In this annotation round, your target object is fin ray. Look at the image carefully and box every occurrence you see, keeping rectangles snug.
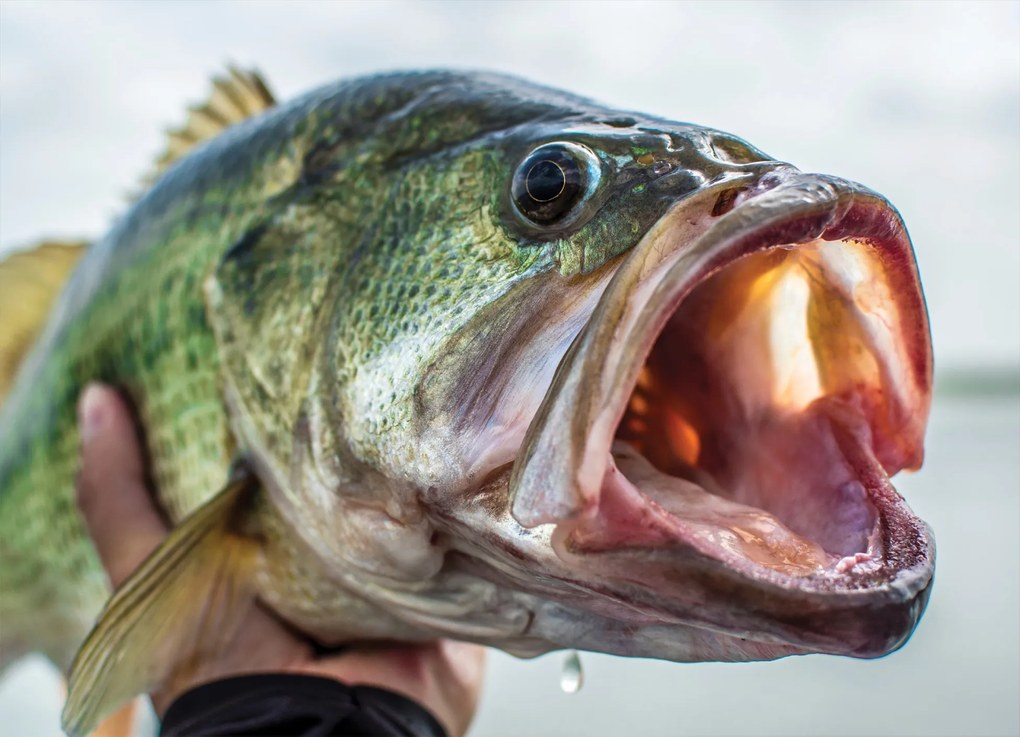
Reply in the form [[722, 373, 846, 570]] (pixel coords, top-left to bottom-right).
[[146, 66, 276, 184], [0, 241, 87, 402], [61, 470, 262, 737]]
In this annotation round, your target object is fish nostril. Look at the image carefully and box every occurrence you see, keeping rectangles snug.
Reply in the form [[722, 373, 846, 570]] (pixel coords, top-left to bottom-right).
[[711, 187, 747, 217]]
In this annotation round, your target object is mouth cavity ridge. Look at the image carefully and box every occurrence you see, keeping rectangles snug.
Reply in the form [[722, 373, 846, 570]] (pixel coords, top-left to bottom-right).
[[559, 201, 929, 588], [585, 244, 890, 580]]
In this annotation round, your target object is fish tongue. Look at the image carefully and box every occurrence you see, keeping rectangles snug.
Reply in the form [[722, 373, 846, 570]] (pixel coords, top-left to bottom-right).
[[723, 395, 886, 559], [562, 441, 833, 576]]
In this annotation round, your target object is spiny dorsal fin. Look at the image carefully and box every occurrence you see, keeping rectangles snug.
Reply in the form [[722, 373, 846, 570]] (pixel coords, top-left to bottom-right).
[[146, 66, 276, 183], [62, 469, 263, 737], [0, 241, 87, 402]]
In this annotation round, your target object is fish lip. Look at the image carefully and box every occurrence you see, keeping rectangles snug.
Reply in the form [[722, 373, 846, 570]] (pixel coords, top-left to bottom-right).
[[552, 472, 937, 658], [506, 167, 935, 656]]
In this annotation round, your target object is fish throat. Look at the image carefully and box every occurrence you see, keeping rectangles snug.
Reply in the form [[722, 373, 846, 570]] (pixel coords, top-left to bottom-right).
[[606, 242, 890, 577]]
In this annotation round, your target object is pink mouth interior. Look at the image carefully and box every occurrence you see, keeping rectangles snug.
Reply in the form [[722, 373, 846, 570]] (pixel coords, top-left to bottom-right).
[[567, 239, 921, 579]]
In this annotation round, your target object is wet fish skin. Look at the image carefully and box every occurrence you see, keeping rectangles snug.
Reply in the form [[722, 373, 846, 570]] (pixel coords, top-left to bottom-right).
[[0, 70, 761, 667], [0, 70, 935, 737]]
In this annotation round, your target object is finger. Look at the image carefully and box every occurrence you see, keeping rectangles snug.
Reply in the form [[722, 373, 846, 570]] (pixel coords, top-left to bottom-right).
[[76, 383, 169, 588], [430, 641, 486, 737]]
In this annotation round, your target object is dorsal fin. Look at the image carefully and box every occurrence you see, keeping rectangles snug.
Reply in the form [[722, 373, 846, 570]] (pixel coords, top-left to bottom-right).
[[0, 241, 87, 402], [146, 66, 276, 183]]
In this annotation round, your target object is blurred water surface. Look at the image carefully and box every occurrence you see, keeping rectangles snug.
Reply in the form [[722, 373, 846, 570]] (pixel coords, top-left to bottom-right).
[[1, 1, 1018, 735]]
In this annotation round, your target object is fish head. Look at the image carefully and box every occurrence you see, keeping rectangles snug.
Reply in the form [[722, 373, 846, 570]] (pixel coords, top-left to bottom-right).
[[269, 77, 933, 663]]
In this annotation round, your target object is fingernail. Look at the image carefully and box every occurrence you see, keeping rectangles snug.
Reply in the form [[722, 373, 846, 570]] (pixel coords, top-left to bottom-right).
[[78, 384, 106, 441]]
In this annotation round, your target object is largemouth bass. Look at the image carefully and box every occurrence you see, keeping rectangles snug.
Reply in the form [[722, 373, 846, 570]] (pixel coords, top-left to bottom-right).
[[0, 69, 935, 736]]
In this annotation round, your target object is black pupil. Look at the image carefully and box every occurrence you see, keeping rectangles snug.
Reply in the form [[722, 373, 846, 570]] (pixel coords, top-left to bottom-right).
[[525, 160, 566, 202], [512, 144, 589, 225]]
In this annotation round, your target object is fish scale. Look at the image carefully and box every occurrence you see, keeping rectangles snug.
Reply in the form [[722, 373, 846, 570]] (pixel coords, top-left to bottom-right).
[[0, 70, 589, 672], [0, 70, 935, 737], [0, 102, 313, 670], [0, 231, 233, 670]]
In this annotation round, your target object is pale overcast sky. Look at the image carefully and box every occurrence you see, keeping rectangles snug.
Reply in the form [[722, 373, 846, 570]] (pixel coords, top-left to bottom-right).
[[1, 1, 1018, 371]]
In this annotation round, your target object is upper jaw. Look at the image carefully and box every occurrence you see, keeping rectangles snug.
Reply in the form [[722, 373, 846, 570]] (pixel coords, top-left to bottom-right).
[[504, 166, 935, 657]]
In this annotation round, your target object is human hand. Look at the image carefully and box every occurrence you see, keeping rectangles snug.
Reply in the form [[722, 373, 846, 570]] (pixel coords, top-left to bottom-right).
[[75, 384, 486, 737]]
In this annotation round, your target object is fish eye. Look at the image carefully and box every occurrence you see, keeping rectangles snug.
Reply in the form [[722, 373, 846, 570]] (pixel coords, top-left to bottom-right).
[[512, 142, 600, 226]]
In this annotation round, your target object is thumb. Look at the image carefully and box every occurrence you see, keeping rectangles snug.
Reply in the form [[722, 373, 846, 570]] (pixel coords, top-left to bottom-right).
[[76, 383, 168, 589]]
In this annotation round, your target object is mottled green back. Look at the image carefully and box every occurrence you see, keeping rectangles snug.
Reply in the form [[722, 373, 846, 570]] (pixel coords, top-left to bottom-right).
[[0, 71, 620, 669], [0, 69, 734, 671]]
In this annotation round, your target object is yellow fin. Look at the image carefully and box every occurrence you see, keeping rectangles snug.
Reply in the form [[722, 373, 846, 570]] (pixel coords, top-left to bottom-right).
[[62, 470, 263, 737], [0, 241, 87, 402], [146, 66, 276, 183]]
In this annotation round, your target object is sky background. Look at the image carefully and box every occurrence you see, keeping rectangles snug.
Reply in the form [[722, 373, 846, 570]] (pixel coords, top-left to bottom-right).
[[0, 2, 1018, 736], [1, 0, 1018, 375]]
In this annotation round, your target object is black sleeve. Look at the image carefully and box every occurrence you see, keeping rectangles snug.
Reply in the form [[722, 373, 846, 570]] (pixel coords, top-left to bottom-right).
[[159, 673, 448, 737]]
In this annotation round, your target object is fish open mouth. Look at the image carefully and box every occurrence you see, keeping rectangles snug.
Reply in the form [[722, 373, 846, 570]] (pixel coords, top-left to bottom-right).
[[509, 168, 934, 658]]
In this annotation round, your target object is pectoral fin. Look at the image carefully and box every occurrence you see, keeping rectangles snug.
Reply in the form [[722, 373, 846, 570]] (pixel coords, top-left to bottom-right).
[[62, 468, 263, 737]]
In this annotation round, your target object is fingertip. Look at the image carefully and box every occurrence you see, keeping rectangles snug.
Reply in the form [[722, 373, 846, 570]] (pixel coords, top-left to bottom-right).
[[79, 383, 140, 444], [76, 384, 144, 475], [76, 383, 134, 509], [439, 640, 487, 665], [76, 384, 114, 515], [77, 383, 110, 443]]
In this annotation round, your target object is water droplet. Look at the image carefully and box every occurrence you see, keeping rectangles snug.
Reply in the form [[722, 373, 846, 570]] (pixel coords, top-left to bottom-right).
[[651, 160, 673, 176], [560, 650, 584, 693]]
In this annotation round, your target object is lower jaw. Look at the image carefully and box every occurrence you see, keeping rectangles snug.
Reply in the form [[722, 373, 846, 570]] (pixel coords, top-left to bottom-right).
[[543, 391, 934, 658], [549, 262, 934, 652]]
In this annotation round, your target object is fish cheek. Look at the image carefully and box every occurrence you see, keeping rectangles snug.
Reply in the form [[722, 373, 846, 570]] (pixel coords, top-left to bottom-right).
[[548, 186, 679, 277], [205, 206, 420, 570], [206, 210, 450, 617], [205, 204, 347, 481]]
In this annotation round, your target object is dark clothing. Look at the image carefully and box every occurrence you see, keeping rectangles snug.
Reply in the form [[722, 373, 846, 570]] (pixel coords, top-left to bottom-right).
[[160, 674, 447, 737]]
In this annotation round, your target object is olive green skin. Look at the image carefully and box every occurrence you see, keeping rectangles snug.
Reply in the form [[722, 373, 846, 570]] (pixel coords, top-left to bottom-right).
[[0, 70, 772, 670]]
